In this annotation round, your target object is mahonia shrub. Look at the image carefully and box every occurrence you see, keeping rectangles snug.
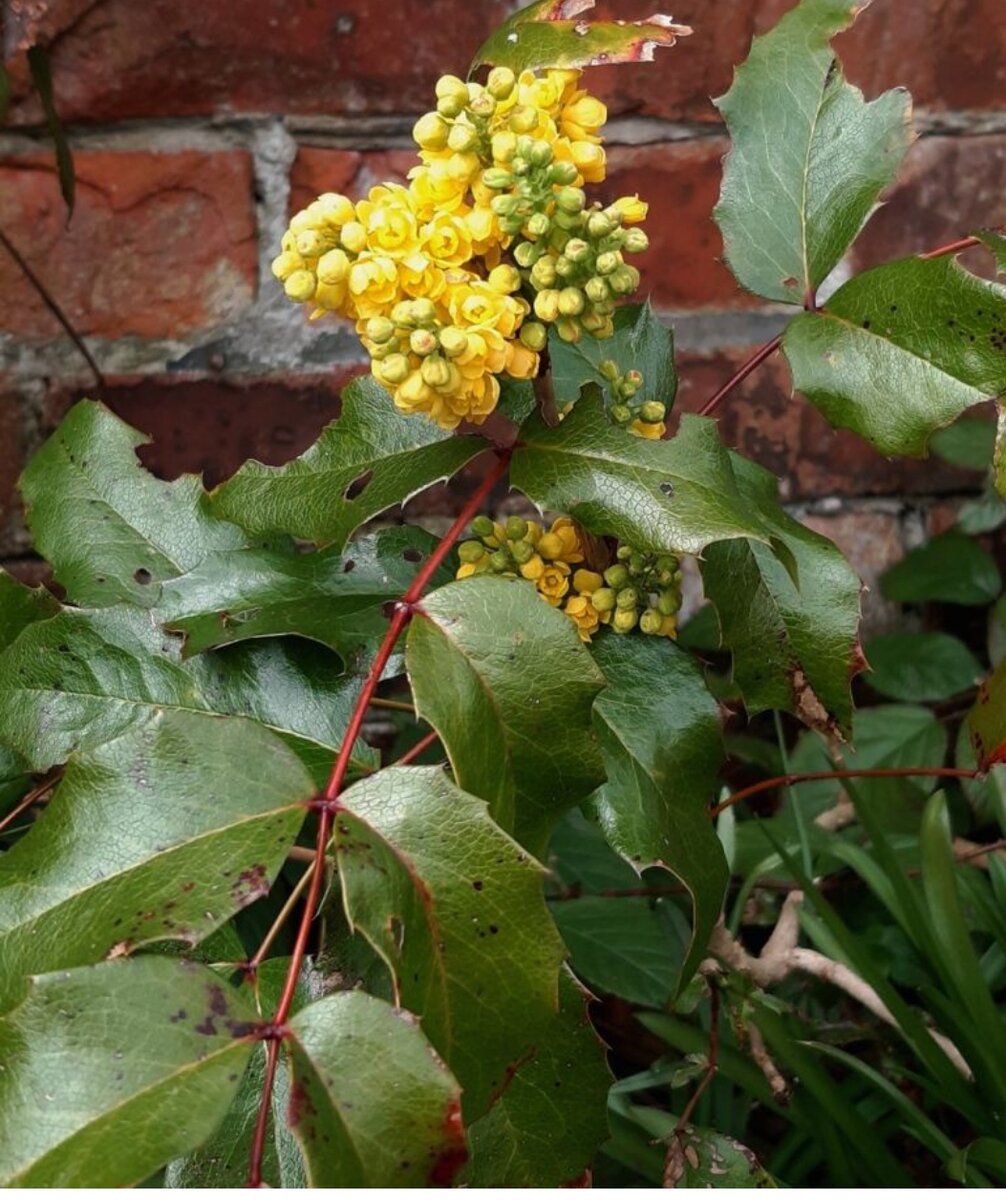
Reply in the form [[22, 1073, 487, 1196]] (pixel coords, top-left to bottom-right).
[[1, 0, 1004, 1188]]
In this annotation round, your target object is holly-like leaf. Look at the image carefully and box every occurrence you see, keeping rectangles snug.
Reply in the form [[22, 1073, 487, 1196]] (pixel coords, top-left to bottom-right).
[[715, 0, 911, 305], [970, 658, 1006, 769], [550, 301, 677, 414], [161, 526, 447, 671], [512, 390, 774, 555], [589, 636, 728, 988], [21, 400, 246, 609], [333, 766, 567, 1119], [0, 709, 312, 1008], [701, 452, 863, 736], [209, 375, 484, 549], [0, 605, 373, 778], [784, 257, 1006, 457], [462, 972, 611, 1186], [497, 378, 537, 426], [881, 531, 1002, 607], [286, 990, 466, 1187], [406, 576, 605, 854], [0, 958, 257, 1186], [471, 0, 690, 74], [865, 632, 984, 703]]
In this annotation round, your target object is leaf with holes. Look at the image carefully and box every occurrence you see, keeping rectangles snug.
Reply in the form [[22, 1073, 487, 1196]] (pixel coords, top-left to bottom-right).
[[21, 401, 247, 609], [665, 1125, 777, 1188], [970, 658, 1006, 770], [406, 576, 606, 854], [160, 526, 448, 671], [589, 635, 728, 989], [209, 375, 484, 549], [462, 972, 611, 1186], [715, 0, 911, 304], [286, 990, 465, 1187], [471, 0, 690, 74], [550, 302, 677, 414], [0, 604, 374, 779], [334, 766, 566, 1120], [701, 451, 863, 736], [0, 708, 312, 1009], [511, 389, 774, 555], [0, 958, 257, 1186], [784, 257, 1006, 456]]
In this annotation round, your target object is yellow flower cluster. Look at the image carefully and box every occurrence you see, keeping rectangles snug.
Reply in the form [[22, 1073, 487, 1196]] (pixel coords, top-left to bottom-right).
[[272, 63, 649, 430], [457, 515, 682, 643]]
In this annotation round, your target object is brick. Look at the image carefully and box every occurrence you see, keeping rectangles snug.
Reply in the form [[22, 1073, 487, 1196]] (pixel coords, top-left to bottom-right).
[[289, 148, 415, 217], [851, 135, 1006, 272], [4, 0, 513, 124], [0, 394, 27, 554], [0, 150, 257, 340], [674, 348, 982, 500]]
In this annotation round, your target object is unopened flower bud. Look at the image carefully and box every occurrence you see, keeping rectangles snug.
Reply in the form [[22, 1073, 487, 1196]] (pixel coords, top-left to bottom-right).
[[317, 248, 351, 285], [599, 360, 620, 382], [413, 112, 450, 151], [624, 228, 650, 255], [596, 250, 622, 276], [519, 321, 548, 352], [439, 327, 469, 358], [489, 264, 522, 294], [604, 564, 629, 589], [611, 403, 634, 425], [557, 186, 586, 215], [640, 400, 666, 424], [519, 553, 546, 581], [591, 587, 616, 613], [657, 589, 682, 617], [365, 316, 396, 345], [472, 515, 496, 539], [514, 240, 542, 268], [533, 289, 561, 322], [530, 258, 557, 289], [526, 212, 551, 239], [490, 549, 512, 573], [469, 91, 497, 118], [554, 256, 575, 279], [410, 328, 439, 357], [509, 106, 539, 134], [573, 569, 604, 594], [640, 608, 663, 636], [459, 540, 487, 564], [482, 167, 513, 190], [448, 122, 479, 153], [610, 264, 641, 295], [555, 317, 582, 343], [558, 287, 585, 316], [510, 539, 534, 565], [613, 608, 638, 634], [587, 211, 618, 239], [486, 66, 516, 100], [491, 131, 518, 163], [421, 355, 452, 388], [491, 194, 520, 218], [340, 222, 367, 254], [284, 269, 317, 303], [378, 353, 411, 385]]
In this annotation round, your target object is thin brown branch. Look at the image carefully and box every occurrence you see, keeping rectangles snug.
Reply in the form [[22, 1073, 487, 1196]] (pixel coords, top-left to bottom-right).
[[919, 235, 981, 260], [664, 983, 721, 1188], [697, 333, 784, 417], [0, 770, 62, 836], [368, 696, 417, 714], [393, 729, 440, 766], [0, 227, 104, 391]]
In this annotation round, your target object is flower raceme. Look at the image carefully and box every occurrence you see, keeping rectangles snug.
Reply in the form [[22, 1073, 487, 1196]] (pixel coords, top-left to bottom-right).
[[457, 515, 683, 643], [272, 66, 652, 430]]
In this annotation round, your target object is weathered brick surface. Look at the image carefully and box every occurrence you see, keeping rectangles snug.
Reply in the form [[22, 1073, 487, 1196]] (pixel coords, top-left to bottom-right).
[[0, 395, 26, 553], [674, 349, 981, 501], [289, 148, 415, 218], [0, 150, 257, 340]]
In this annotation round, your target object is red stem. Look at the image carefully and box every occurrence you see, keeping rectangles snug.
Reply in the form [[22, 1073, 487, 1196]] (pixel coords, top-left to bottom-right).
[[919, 235, 980, 260], [394, 729, 441, 766], [697, 333, 784, 417], [246, 448, 510, 1187], [710, 766, 978, 818]]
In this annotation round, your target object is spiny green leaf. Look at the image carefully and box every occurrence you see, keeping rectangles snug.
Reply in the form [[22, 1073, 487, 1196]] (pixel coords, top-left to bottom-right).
[[701, 452, 863, 736], [589, 635, 727, 989], [26, 45, 75, 217], [550, 302, 677, 414], [497, 378, 537, 426], [881, 531, 1002, 606], [334, 766, 567, 1119], [715, 0, 910, 304], [161, 526, 448, 671], [407, 576, 605, 854], [865, 632, 983, 702], [462, 972, 611, 1186], [512, 390, 774, 555], [470, 0, 690, 74], [0, 958, 257, 1186], [286, 990, 465, 1187], [970, 657, 1006, 770], [210, 375, 484, 549], [0, 709, 312, 1008], [0, 605, 373, 778], [21, 400, 246, 609], [784, 257, 1006, 457]]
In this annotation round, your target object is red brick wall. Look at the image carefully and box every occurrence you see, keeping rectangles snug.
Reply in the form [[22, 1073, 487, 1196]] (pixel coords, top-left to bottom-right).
[[2, 0, 1004, 628]]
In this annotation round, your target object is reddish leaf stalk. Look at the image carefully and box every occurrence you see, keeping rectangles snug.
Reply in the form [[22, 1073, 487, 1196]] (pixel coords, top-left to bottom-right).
[[394, 729, 441, 766], [710, 766, 979, 818], [246, 448, 511, 1187], [697, 333, 784, 417], [919, 235, 980, 260]]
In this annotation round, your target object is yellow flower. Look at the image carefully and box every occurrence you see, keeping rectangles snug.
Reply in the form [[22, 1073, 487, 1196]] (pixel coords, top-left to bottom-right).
[[537, 562, 571, 606], [519, 553, 546, 581], [561, 91, 607, 145], [613, 195, 648, 224], [408, 161, 467, 219], [423, 212, 474, 267], [505, 339, 539, 381], [548, 516, 585, 563], [456, 561, 480, 579], [631, 419, 666, 441], [565, 594, 601, 642], [572, 569, 604, 595], [357, 184, 421, 258], [570, 140, 606, 184], [346, 254, 401, 319]]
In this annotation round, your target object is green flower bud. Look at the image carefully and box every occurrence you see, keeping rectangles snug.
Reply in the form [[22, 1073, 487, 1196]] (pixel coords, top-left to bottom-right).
[[555, 317, 582, 343], [437, 94, 465, 119], [564, 237, 590, 263], [552, 209, 582, 232], [411, 297, 438, 326], [616, 545, 634, 561], [409, 328, 438, 357], [526, 212, 551, 239], [556, 186, 586, 214], [509, 105, 539, 134], [514, 240, 542, 268], [640, 400, 666, 424], [482, 167, 514, 190], [657, 589, 682, 617], [610, 403, 634, 425], [472, 515, 495, 539], [591, 587, 616, 613], [436, 74, 469, 102], [379, 353, 411, 385], [519, 321, 548, 351], [628, 553, 647, 576], [486, 66, 516, 100], [284, 269, 317, 303], [491, 193, 520, 218], [469, 91, 497, 118], [365, 316, 396, 345], [640, 608, 663, 636], [421, 355, 452, 388], [505, 516, 528, 541], [610, 264, 641, 295], [390, 300, 417, 327], [439, 326, 469, 358], [598, 360, 620, 382], [529, 139, 554, 167], [550, 160, 580, 186], [447, 122, 479, 154], [530, 257, 558, 289], [459, 540, 487, 564], [604, 564, 629, 589], [596, 250, 623, 276], [587, 211, 618, 239], [613, 608, 638, 634], [510, 539, 534, 564], [500, 215, 525, 236], [489, 549, 512, 573], [624, 228, 650, 254], [558, 287, 585, 316], [554, 255, 575, 279], [656, 554, 679, 574]]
